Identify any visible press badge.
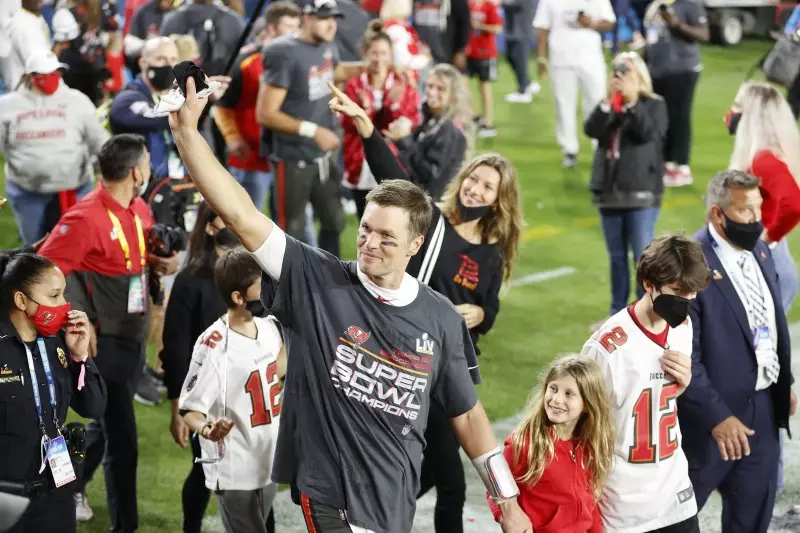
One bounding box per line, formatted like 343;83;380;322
754;325;773;352
127;273;147;314
47;435;76;487
647;26;660;44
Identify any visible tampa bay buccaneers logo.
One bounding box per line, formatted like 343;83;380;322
345;325;370;346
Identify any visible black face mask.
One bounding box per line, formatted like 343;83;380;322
726;111;742;136
246;299;266;317
457;196;492;222
214;227;239;247
722;211;763;252
652;293;691;328
147;65;175;91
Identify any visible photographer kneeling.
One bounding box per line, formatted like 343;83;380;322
36;134;178;532
584;52;667;325
0;252;107;533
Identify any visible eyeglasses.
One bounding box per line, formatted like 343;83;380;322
194;438;225;464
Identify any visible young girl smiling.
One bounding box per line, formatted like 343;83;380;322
489;355;615;533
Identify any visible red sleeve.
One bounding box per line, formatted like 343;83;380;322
387;78;422;128
37;213;93;277
589;502;604;533
486;3;502;25
752;151;800;242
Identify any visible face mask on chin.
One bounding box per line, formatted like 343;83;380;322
456;195;492;222
135;169;150;197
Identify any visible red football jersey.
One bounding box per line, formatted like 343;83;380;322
465;1;502;60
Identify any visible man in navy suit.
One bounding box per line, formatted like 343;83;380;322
678;170;796;533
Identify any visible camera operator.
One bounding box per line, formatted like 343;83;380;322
36;134;178;532
0;252;107;533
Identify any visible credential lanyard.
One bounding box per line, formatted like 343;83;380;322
107;210;146;272
24;338;59;434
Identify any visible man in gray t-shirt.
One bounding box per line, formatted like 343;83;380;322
257;0;363;259
168;82;533;533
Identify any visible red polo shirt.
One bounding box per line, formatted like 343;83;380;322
38;183;155;339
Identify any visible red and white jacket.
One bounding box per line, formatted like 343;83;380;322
340;70;421;189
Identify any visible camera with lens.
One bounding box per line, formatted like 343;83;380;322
147;224;189;305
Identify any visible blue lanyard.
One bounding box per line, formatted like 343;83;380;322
24;338;58;433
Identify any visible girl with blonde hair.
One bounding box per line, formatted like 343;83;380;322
726;81;800;314
488;354;614;532
329;81;523;532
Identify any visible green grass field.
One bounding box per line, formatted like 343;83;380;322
3;40;800;532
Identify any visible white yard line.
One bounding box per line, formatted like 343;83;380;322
508;266;577;288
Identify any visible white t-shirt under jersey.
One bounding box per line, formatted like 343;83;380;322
179;315;284;491
581;306;698;532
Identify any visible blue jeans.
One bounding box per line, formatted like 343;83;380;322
599;207;660;314
229;167;273;213
5;180;95;246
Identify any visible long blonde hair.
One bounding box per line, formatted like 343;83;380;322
729;82;800;185
510;354;615;501
427;63;475;157
439;153;523;283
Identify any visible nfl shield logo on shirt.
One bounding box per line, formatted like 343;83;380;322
416;333;434;355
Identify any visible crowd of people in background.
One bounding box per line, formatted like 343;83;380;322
0;0;799;531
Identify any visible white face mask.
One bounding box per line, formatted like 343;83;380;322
135;169;150;197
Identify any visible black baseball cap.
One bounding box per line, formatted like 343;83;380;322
303;0;344;18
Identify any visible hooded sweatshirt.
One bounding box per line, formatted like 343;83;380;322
0;80;109;193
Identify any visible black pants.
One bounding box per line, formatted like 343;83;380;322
417;403;466;533
272;156;344;258
182;433;212;533
299;492;361;532
647;515;700;533
75;335;143;533
787;70;800;118
652;71;700;166
6;489;76;533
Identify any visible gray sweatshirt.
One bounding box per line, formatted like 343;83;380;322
0;81;109;193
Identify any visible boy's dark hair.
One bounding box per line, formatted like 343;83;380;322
265;1;301;25
98;134;148;182
214;247;262;309
636;233;711;293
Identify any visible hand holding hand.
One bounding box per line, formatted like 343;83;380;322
203;419;234;442
455;303;485;329
498;499;533;532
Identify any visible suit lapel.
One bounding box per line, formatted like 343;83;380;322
700;231;753;346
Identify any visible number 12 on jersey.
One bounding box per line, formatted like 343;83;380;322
629;383;679;463
245;361;281;427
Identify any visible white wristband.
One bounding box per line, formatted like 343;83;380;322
298;121;318;138
472;447;519;503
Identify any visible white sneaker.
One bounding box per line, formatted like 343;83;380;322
75;492;93;522
504;91;532;104
525;81;542;96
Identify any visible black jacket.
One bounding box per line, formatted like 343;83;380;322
584;95;668;209
0;320;106;484
160;269;226;400
394;105;467;201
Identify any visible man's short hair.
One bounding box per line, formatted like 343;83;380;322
365;180;433;238
265;1;301;25
214;246;263;309
98;134;148;182
706;169;761;212
636;233;710;293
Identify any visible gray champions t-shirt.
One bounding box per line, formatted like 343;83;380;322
256;231;480;533
261;36;339;162
644;0;707;78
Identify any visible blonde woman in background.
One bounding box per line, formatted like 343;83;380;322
726;82;800;314
170;32;200;62
584;51;667;324
382;63;473;200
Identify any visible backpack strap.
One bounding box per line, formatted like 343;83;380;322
416;214;445;286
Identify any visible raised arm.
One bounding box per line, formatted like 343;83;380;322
169;77;272;253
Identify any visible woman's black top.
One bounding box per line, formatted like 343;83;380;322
160;269;226;400
0;320;106;484
363;129;503;351
393;104;467;201
584;95;669;210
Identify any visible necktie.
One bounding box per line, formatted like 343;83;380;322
738;255;780;382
